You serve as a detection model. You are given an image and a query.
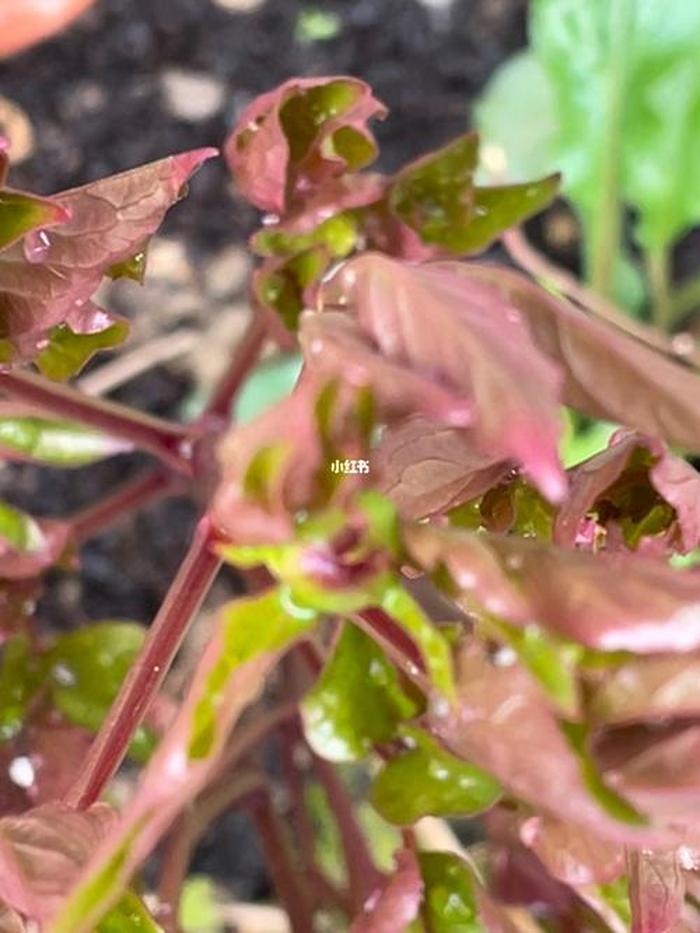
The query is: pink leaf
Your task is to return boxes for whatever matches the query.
[315,254,565,502]
[225,76,386,214]
[0,148,216,368]
[0,803,116,920]
[350,848,422,933]
[519,815,625,886]
[406,522,700,653]
[466,263,700,456]
[629,848,685,933]
[376,414,512,519]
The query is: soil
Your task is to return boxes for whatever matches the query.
[0,0,527,906]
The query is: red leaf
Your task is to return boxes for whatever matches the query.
[0,0,95,58]
[350,848,422,932]
[225,76,386,214]
[406,522,700,653]
[519,815,625,886]
[315,254,565,501]
[0,148,216,367]
[556,430,700,553]
[376,415,512,519]
[629,848,685,933]
[465,263,700,456]
[0,802,116,919]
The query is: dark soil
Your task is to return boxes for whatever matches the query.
[0,0,526,905]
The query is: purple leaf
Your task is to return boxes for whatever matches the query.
[350,848,422,932]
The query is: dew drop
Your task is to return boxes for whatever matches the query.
[474,206,488,217]
[430,694,451,719]
[506,554,524,570]
[9,755,35,789]
[520,815,541,846]
[492,646,517,667]
[672,332,695,357]
[51,662,76,687]
[24,229,53,264]
[262,213,280,226]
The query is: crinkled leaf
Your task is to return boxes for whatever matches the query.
[556,430,700,553]
[0,411,131,466]
[371,726,501,824]
[0,802,116,919]
[350,848,422,933]
[0,191,68,253]
[225,76,386,214]
[0,149,215,369]
[314,254,565,501]
[462,263,700,458]
[376,415,511,520]
[301,621,419,762]
[406,522,700,653]
[628,848,685,933]
[50,588,314,933]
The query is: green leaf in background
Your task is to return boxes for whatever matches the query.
[475,50,558,182]
[560,409,617,468]
[47,622,153,758]
[0,500,46,553]
[302,622,420,762]
[234,353,302,424]
[295,8,342,44]
[97,890,163,933]
[179,876,222,933]
[37,319,129,381]
[418,851,484,932]
[0,635,47,742]
[371,727,502,824]
[0,416,129,466]
[0,190,66,252]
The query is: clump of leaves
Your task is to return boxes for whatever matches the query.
[3,68,700,933]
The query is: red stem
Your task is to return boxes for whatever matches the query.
[248,787,316,933]
[355,607,430,692]
[201,314,268,422]
[66,516,221,808]
[69,468,175,542]
[0,369,192,474]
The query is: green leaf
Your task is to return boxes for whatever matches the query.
[252,212,358,259]
[36,320,129,381]
[280,81,367,165]
[451,175,560,255]
[418,851,485,932]
[371,727,501,824]
[0,416,128,466]
[560,409,617,468]
[179,876,222,933]
[0,500,46,553]
[475,50,559,181]
[380,584,454,698]
[48,622,152,756]
[97,890,162,932]
[255,248,330,331]
[234,353,303,424]
[188,588,316,759]
[107,244,149,284]
[389,135,479,251]
[295,8,342,43]
[0,635,47,742]
[0,191,65,252]
[560,720,648,825]
[302,622,420,761]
